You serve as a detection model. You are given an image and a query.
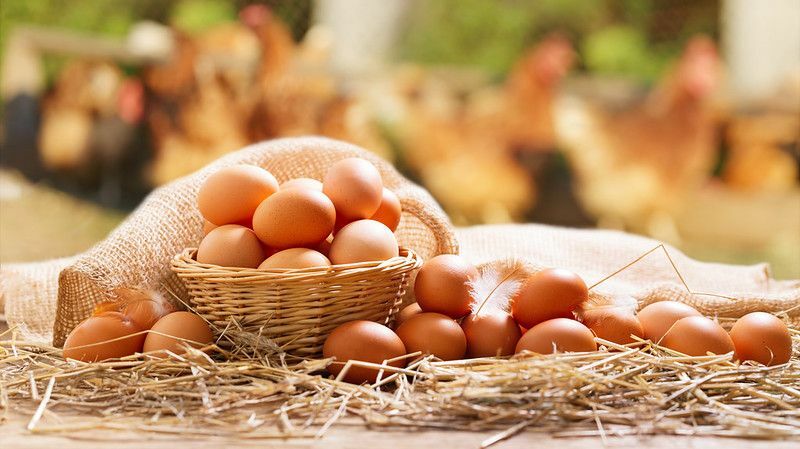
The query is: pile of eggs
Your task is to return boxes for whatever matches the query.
[323,254,794,384]
[59,156,794,374]
[61,157,403,362]
[63,289,214,362]
[197,157,402,270]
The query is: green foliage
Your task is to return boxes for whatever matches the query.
[0,0,309,86]
[1,0,156,39]
[582,25,668,83]
[400,0,536,77]
[524,0,609,38]
[0,0,167,86]
[169,0,236,33]
[1,0,719,87]
[399,0,718,83]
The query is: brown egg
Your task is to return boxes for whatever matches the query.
[63,312,146,362]
[515,318,597,354]
[281,177,323,191]
[205,217,254,234]
[729,312,792,365]
[114,288,174,330]
[260,242,277,257]
[237,216,254,229]
[258,248,331,270]
[395,313,466,361]
[196,224,265,268]
[323,320,407,384]
[370,188,402,232]
[323,158,383,220]
[637,301,702,343]
[512,269,588,329]
[329,219,398,264]
[197,165,278,225]
[414,254,477,319]
[660,316,734,356]
[462,312,522,357]
[143,312,214,357]
[395,303,422,328]
[332,213,352,235]
[252,188,336,249]
[580,307,644,345]
[316,235,333,256]
[203,219,218,236]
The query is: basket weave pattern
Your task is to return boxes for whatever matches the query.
[171,247,422,356]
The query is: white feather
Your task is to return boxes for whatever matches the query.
[468,260,528,315]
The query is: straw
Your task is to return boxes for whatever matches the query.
[1,322,798,442]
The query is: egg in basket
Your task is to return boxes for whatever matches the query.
[170,158,422,356]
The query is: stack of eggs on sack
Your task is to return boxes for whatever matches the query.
[196,158,402,270]
[63,289,214,362]
[323,255,794,384]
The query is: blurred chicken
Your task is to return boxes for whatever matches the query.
[146,4,392,184]
[1,30,45,179]
[396,35,575,224]
[39,60,146,205]
[240,4,295,89]
[723,113,799,191]
[245,4,392,160]
[244,2,320,139]
[39,61,121,172]
[142,31,196,101]
[194,22,261,100]
[148,74,250,185]
[467,34,576,154]
[318,96,393,158]
[415,118,536,224]
[722,72,800,192]
[146,15,262,185]
[556,36,722,241]
[90,78,146,206]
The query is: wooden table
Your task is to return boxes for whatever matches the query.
[2,410,798,449]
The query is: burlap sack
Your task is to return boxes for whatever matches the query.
[1,257,75,342]
[1,137,459,346]
[457,224,800,326]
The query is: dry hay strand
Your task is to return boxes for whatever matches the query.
[2,243,799,444]
[1,323,799,444]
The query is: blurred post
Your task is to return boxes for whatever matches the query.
[723,0,800,102]
[313,0,409,78]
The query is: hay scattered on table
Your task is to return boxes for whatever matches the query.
[1,323,799,444]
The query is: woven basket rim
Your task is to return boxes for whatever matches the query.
[171,247,422,281]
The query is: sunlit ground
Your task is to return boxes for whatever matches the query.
[0,170,125,262]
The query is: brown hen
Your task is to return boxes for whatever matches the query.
[557,36,723,241]
[396,35,576,224]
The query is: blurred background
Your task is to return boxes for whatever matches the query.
[1,0,798,278]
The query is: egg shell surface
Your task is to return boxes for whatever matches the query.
[323,320,407,384]
[515,318,597,354]
[197,165,278,225]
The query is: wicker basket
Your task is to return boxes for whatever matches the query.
[170,247,422,356]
